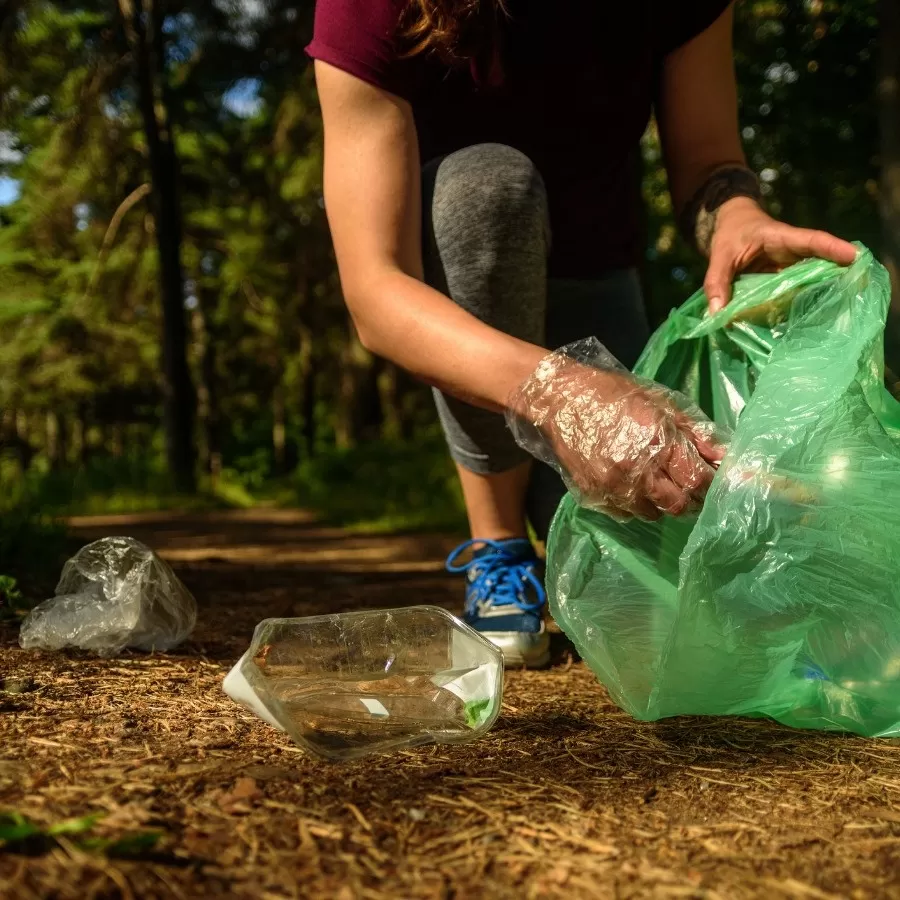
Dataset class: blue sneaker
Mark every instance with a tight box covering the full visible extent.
[446,538,550,668]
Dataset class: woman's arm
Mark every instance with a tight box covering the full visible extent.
[316,60,722,519]
[315,61,545,412]
[657,3,856,311]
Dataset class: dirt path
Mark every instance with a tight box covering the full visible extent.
[2,510,900,899]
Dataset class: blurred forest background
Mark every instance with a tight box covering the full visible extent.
[0,0,897,592]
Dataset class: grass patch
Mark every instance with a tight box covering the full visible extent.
[292,433,466,533]
[1,455,256,518]
[0,434,465,557]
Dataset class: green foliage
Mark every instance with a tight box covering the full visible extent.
[0,575,24,622]
[4,454,254,516]
[294,433,466,533]
[0,0,891,535]
[0,495,66,604]
[0,810,162,859]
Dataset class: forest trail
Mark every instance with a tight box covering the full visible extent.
[1,510,898,899]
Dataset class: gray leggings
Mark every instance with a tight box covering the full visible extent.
[422,143,650,541]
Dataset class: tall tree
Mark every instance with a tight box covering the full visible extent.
[117,0,195,491]
[879,0,900,306]
[1,0,888,506]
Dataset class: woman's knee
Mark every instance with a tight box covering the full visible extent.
[426,143,550,251]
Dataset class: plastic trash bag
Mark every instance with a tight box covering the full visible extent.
[19,537,197,656]
[545,245,900,736]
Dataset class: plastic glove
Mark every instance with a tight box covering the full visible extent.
[506,339,728,521]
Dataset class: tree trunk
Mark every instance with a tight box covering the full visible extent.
[2,408,34,473]
[119,0,196,492]
[70,407,87,468]
[366,366,424,443]
[378,364,402,442]
[272,381,287,475]
[334,362,354,451]
[14,410,28,445]
[111,423,125,460]
[191,294,221,482]
[353,359,383,444]
[300,340,317,460]
[46,410,62,470]
[334,325,383,449]
[880,0,900,369]
[396,370,421,441]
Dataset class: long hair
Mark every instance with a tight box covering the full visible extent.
[401,0,509,66]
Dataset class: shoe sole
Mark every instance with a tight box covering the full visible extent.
[479,629,552,669]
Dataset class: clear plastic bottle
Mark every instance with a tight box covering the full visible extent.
[223,606,504,761]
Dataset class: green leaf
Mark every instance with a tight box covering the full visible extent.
[0,576,22,605]
[86,831,163,858]
[46,812,105,837]
[0,812,41,844]
[464,698,492,729]
[0,810,162,859]
[0,299,53,324]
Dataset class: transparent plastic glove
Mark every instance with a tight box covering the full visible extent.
[506,339,728,521]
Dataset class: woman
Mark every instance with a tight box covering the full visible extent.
[306,1,856,666]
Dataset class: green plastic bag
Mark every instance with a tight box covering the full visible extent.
[546,245,900,736]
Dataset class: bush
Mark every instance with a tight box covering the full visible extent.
[0,501,67,611]
[293,432,466,533]
[0,453,254,517]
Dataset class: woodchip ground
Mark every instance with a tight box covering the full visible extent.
[2,510,899,899]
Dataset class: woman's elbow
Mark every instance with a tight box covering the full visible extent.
[339,266,404,359]
[353,318,381,356]
[341,285,384,358]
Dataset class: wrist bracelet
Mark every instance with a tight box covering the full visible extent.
[678,166,764,255]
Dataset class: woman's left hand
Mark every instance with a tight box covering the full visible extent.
[703,197,858,313]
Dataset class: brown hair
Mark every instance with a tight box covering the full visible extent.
[401,0,509,66]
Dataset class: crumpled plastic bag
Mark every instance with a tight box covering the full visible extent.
[545,245,900,737]
[19,537,197,656]
[507,339,727,521]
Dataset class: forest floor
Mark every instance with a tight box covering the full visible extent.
[2,509,900,899]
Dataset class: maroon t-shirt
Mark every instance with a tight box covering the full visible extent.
[307,0,731,278]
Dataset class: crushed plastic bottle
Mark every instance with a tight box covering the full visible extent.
[223,606,504,761]
[19,537,196,656]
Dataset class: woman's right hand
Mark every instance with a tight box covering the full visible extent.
[507,341,727,521]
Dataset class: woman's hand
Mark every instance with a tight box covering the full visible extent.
[547,371,725,521]
[654,4,857,315]
[704,198,858,313]
[507,343,727,521]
